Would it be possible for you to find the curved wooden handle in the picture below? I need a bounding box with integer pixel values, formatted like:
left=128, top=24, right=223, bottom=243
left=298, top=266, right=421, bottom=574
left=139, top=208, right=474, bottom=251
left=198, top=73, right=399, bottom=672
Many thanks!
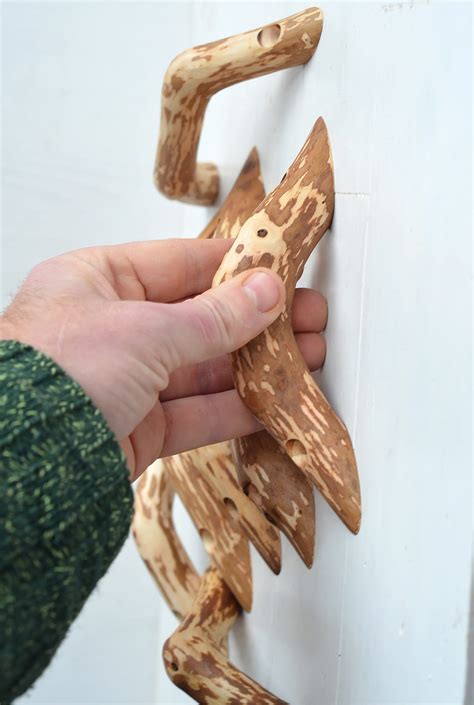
left=155, top=7, right=323, bottom=204
left=164, top=449, right=253, bottom=611
left=214, top=118, right=362, bottom=533
left=163, top=567, right=288, bottom=705
left=133, top=459, right=286, bottom=702
left=132, top=459, right=200, bottom=620
left=200, top=149, right=316, bottom=567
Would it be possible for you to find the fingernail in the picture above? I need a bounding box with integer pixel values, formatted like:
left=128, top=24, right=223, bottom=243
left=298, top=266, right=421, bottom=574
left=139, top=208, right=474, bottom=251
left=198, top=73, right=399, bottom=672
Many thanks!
left=242, top=271, right=281, bottom=312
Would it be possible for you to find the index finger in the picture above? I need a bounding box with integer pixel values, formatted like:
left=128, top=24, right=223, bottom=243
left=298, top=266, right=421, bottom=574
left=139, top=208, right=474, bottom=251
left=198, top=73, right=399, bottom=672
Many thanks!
left=83, top=238, right=234, bottom=303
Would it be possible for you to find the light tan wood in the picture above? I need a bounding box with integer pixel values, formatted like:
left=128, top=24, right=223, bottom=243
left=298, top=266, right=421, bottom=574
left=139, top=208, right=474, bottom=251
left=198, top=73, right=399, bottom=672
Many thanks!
left=132, top=459, right=200, bottom=620
left=213, top=117, right=362, bottom=534
left=163, top=567, right=288, bottom=705
left=164, top=450, right=253, bottom=612
left=192, top=441, right=281, bottom=574
left=232, top=432, right=315, bottom=567
left=155, top=7, right=323, bottom=204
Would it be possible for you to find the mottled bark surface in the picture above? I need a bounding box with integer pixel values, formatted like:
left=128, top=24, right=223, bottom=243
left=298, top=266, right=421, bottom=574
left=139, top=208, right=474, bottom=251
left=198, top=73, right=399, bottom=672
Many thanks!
left=132, top=460, right=200, bottom=619
left=155, top=8, right=323, bottom=204
left=202, top=147, right=317, bottom=568
left=232, top=432, right=315, bottom=567
left=198, top=147, right=265, bottom=240
left=214, top=118, right=362, bottom=533
left=164, top=450, right=253, bottom=612
left=133, top=100, right=361, bottom=704
left=163, top=568, right=288, bottom=705
left=191, top=442, right=282, bottom=574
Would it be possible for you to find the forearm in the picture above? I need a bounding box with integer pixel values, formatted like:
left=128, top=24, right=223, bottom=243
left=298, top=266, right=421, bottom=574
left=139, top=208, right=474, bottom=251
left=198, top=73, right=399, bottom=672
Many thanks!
left=0, top=341, right=133, bottom=704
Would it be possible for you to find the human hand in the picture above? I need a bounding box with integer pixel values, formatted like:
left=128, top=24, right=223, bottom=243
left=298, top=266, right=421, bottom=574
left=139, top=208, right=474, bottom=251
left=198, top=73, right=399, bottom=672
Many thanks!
left=1, top=239, right=327, bottom=480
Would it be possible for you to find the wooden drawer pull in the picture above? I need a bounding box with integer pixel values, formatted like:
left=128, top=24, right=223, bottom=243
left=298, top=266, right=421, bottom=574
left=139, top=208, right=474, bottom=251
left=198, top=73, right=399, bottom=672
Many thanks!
left=155, top=7, right=323, bottom=204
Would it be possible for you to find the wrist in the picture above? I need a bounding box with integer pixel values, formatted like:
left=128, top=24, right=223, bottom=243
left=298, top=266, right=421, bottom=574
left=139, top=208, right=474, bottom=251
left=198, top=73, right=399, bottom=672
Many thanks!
left=0, top=315, right=21, bottom=343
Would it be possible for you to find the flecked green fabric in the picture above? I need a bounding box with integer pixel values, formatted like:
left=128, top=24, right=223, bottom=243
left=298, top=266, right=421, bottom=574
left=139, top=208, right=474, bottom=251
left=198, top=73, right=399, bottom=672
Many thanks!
left=0, top=340, right=134, bottom=705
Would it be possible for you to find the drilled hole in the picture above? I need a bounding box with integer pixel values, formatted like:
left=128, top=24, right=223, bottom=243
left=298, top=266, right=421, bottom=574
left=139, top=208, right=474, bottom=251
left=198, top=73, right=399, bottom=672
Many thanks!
left=285, top=439, right=308, bottom=468
left=257, top=24, right=282, bottom=48
left=247, top=483, right=263, bottom=508
left=199, top=528, right=216, bottom=554
left=257, top=229, right=268, bottom=238
left=223, top=497, right=239, bottom=521
left=264, top=511, right=276, bottom=525
left=171, top=661, right=179, bottom=672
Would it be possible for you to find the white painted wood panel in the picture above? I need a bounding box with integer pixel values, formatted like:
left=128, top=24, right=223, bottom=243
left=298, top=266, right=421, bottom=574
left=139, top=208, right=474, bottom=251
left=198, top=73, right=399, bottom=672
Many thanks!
left=2, top=2, right=471, bottom=704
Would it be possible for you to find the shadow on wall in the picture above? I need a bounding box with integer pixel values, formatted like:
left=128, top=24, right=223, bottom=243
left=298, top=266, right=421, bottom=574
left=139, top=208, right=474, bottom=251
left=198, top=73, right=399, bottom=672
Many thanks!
left=310, top=206, right=336, bottom=410
left=311, top=211, right=335, bottom=302
left=464, top=564, right=473, bottom=705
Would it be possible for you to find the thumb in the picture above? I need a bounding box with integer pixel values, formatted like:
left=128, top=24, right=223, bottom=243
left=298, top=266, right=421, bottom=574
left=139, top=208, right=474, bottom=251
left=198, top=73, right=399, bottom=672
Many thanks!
left=162, top=268, right=285, bottom=371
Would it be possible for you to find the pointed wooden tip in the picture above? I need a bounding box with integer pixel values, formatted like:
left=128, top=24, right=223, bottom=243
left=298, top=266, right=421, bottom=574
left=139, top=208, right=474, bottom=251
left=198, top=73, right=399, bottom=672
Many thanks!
left=198, top=147, right=265, bottom=240
left=233, top=433, right=316, bottom=569
left=190, top=442, right=282, bottom=578
left=293, top=426, right=361, bottom=536
left=241, top=146, right=261, bottom=177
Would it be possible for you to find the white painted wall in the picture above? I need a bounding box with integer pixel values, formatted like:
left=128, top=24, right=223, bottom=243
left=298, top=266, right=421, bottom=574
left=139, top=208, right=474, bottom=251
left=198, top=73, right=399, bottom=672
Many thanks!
left=2, top=2, right=472, bottom=704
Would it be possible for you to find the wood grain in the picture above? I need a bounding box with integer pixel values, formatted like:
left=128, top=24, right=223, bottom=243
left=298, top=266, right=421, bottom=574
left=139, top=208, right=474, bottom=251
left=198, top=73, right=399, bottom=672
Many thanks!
left=155, top=7, right=323, bottom=204
left=132, top=459, right=200, bottom=620
left=163, top=567, right=288, bottom=704
left=202, top=146, right=317, bottom=567
left=232, top=432, right=315, bottom=567
left=192, top=441, right=282, bottom=575
left=213, top=117, right=362, bottom=533
left=164, top=450, right=253, bottom=612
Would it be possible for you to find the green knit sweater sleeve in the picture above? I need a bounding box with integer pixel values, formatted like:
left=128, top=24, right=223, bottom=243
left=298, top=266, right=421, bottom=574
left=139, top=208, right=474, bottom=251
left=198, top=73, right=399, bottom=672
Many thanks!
left=0, top=340, right=134, bottom=705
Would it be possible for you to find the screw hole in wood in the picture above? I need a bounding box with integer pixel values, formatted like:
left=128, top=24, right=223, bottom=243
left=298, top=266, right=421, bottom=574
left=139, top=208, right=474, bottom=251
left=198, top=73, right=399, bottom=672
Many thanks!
left=285, top=438, right=308, bottom=468
left=257, top=24, right=282, bottom=48
left=264, top=511, right=276, bottom=525
left=199, top=528, right=216, bottom=554
left=223, top=497, right=239, bottom=521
